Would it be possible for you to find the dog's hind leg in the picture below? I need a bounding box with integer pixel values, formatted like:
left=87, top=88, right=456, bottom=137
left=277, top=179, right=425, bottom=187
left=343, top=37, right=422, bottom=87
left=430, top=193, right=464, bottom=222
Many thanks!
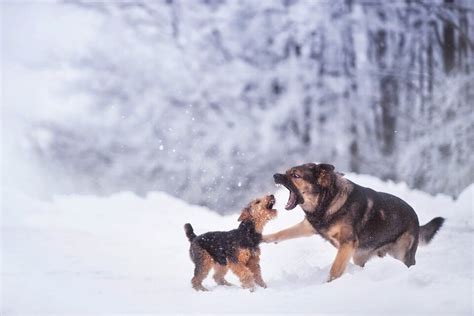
left=388, top=231, right=417, bottom=268
left=192, top=260, right=212, bottom=291
left=213, top=264, right=232, bottom=286
left=402, top=236, right=418, bottom=267
left=190, top=243, right=213, bottom=291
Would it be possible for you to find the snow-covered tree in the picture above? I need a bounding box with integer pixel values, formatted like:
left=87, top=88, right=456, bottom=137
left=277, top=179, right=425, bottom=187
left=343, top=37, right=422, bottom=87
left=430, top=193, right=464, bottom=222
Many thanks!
left=29, top=0, right=474, bottom=212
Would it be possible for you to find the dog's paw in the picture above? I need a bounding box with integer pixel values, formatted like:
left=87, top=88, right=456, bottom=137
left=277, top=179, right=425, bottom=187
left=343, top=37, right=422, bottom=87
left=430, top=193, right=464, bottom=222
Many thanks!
left=193, top=285, right=209, bottom=291
left=256, top=280, right=267, bottom=288
left=327, top=274, right=339, bottom=283
left=242, top=282, right=256, bottom=292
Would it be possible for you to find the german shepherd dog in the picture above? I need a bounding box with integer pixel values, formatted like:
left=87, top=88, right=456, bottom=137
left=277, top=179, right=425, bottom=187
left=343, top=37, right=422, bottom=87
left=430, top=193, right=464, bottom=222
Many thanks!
left=185, top=195, right=277, bottom=291
left=264, top=163, right=444, bottom=282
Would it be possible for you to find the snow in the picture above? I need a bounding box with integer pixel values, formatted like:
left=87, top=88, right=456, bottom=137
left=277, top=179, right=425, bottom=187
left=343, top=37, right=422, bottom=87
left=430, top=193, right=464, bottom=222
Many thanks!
left=2, top=174, right=472, bottom=315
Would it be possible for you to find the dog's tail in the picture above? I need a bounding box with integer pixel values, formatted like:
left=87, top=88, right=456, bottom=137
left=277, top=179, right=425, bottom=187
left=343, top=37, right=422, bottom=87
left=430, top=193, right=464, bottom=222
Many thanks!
left=184, top=223, right=197, bottom=242
left=419, top=217, right=445, bottom=246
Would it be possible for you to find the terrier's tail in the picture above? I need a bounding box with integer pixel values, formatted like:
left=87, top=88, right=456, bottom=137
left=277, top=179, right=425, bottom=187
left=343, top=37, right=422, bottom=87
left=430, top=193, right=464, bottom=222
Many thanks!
left=184, top=223, right=197, bottom=242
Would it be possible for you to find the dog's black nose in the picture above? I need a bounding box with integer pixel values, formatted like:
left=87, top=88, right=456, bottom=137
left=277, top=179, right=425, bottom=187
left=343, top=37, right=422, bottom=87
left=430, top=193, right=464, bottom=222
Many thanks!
left=269, top=194, right=274, bottom=199
left=273, top=173, right=285, bottom=182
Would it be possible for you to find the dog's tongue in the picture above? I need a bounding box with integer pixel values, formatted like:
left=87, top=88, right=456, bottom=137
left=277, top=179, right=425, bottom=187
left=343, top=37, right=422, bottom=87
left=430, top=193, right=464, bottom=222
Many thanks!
left=285, top=191, right=298, bottom=210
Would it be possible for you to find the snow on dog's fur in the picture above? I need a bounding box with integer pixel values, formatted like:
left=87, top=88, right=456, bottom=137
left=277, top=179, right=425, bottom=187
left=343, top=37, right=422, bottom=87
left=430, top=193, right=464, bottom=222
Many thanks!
left=184, top=195, right=277, bottom=291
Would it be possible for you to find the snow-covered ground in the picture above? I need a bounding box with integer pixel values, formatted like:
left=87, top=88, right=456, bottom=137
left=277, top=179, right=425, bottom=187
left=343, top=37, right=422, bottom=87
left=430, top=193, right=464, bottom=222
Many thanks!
left=2, top=174, right=473, bottom=315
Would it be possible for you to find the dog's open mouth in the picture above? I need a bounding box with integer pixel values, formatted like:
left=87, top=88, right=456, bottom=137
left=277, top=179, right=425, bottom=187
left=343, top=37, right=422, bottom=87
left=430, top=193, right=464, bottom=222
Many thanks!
left=266, top=197, right=278, bottom=218
left=266, top=196, right=275, bottom=209
left=285, top=190, right=298, bottom=210
left=274, top=174, right=302, bottom=210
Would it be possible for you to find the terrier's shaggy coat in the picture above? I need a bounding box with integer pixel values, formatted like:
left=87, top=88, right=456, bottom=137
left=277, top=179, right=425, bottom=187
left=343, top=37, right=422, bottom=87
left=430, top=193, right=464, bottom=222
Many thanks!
left=184, top=194, right=277, bottom=291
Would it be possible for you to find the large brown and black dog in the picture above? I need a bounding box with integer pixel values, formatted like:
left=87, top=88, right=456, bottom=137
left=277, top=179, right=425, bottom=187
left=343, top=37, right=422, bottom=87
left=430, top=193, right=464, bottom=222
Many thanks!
left=264, top=163, right=444, bottom=282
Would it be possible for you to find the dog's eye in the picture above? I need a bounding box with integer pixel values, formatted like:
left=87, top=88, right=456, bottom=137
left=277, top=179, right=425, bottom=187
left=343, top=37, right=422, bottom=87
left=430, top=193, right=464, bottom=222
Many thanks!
left=292, top=174, right=301, bottom=179
left=256, top=200, right=261, bottom=204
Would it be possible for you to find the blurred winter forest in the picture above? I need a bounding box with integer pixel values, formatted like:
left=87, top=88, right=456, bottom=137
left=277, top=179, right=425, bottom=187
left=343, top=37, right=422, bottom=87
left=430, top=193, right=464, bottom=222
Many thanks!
left=3, top=0, right=474, bottom=213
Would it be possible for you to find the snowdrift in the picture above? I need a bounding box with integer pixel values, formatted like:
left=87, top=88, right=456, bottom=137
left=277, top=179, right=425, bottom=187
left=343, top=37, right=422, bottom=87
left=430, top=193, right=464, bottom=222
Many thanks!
left=2, top=174, right=472, bottom=314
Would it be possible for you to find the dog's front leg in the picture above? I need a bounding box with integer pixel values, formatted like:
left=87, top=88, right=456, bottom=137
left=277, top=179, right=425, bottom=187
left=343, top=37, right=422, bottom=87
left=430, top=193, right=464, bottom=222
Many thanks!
left=263, top=218, right=316, bottom=243
left=328, top=240, right=357, bottom=282
left=229, top=263, right=256, bottom=291
left=247, top=250, right=266, bottom=288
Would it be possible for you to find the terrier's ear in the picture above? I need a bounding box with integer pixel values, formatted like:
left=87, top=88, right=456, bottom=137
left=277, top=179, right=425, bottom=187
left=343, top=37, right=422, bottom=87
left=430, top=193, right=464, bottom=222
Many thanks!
left=238, top=207, right=252, bottom=222
left=318, top=163, right=335, bottom=172
left=304, top=163, right=318, bottom=170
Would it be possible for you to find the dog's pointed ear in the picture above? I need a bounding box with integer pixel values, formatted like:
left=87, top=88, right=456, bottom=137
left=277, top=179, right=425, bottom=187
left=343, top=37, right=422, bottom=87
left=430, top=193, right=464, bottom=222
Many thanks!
left=238, top=207, right=252, bottom=222
left=304, top=163, right=321, bottom=184
left=318, top=163, right=335, bottom=172
left=317, top=163, right=335, bottom=188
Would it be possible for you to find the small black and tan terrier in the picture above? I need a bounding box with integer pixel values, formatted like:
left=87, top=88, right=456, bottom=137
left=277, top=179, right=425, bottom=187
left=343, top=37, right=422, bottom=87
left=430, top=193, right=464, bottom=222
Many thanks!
left=184, top=194, right=277, bottom=291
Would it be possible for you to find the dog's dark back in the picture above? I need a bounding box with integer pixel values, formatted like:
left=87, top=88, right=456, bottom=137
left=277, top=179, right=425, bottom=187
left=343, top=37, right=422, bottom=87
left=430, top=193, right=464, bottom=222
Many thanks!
left=193, top=220, right=261, bottom=265
left=304, top=181, right=419, bottom=249
left=350, top=183, right=420, bottom=250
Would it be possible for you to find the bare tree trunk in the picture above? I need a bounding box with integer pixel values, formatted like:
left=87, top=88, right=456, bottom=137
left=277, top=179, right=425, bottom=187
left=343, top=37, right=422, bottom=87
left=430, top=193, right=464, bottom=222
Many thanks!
left=379, top=76, right=398, bottom=155
left=443, top=0, right=456, bottom=74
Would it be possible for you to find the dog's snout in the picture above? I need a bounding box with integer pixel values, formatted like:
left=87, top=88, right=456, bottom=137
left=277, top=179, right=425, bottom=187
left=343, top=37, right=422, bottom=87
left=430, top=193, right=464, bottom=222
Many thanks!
left=269, top=194, right=274, bottom=199
left=273, top=173, right=287, bottom=184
